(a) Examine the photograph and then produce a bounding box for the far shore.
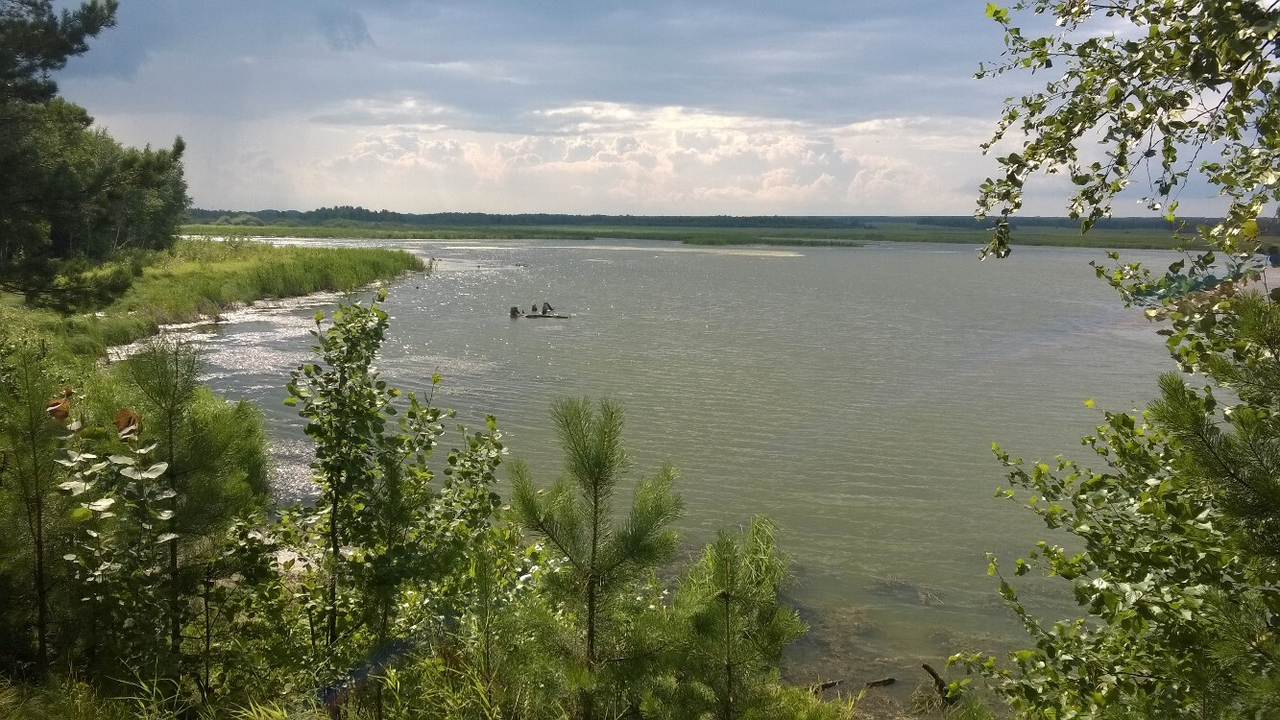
[182,220,1229,252]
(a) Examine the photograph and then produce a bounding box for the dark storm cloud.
[59,1,1011,125]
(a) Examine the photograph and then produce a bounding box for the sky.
[49,0,1186,216]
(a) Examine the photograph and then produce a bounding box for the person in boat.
[531,303,538,314]
[541,301,554,315]
[510,306,523,318]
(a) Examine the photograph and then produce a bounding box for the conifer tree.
[649,517,807,720]
[1,2,188,304]
[511,397,684,720]
[1151,292,1280,567]
[0,345,70,672]
[119,339,267,673]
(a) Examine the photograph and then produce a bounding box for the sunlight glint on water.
[182,238,1171,684]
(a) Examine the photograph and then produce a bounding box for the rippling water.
[173,237,1173,689]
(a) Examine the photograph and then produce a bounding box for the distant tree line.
[188,207,875,230]
[190,207,1268,234]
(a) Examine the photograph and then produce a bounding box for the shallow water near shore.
[177,237,1173,698]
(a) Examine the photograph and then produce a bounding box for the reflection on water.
[174,238,1173,691]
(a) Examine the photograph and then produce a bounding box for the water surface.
[183,238,1174,687]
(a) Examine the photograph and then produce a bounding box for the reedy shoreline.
[1,238,425,361]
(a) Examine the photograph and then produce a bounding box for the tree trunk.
[200,574,212,703]
[169,521,180,654]
[328,493,339,646]
[583,470,602,720]
[167,420,182,658]
[32,492,48,669]
[722,593,732,720]
[24,406,49,671]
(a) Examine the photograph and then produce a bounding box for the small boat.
[510,304,568,319]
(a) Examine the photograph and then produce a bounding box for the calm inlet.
[188,238,1173,684]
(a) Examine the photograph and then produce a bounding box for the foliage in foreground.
[964,1,1280,717]
[977,0,1280,262]
[0,338,268,683]
[1,291,852,719]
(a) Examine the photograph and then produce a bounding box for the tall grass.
[184,224,517,241]
[0,678,334,720]
[0,678,130,720]
[115,238,425,326]
[3,238,424,359]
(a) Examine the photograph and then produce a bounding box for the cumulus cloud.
[48,0,1083,214]
[296,104,987,214]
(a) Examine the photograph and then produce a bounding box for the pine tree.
[959,294,1280,716]
[1151,291,1280,567]
[511,397,684,720]
[0,345,69,672]
[120,338,268,671]
[651,517,807,720]
[0,1,118,104]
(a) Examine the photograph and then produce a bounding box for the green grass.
[0,677,132,720]
[0,677,333,720]
[3,238,425,360]
[183,220,1213,251]
[116,237,424,325]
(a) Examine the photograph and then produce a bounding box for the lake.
[180,237,1174,690]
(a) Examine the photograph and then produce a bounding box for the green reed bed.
[183,224,512,241]
[2,238,424,360]
[115,238,424,326]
